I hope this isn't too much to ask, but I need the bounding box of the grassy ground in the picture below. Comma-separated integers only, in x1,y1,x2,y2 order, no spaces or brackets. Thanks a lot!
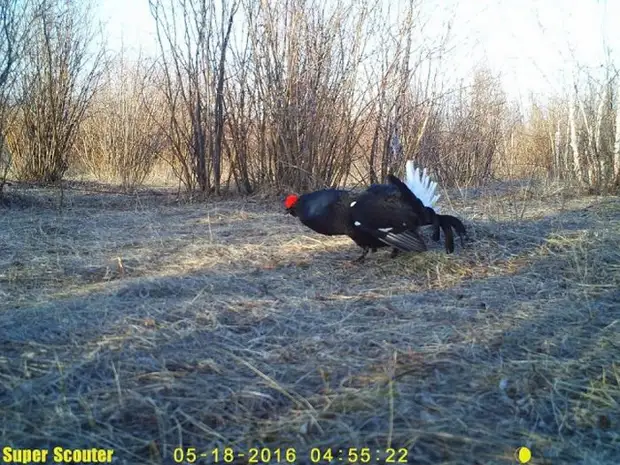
1,180,619,465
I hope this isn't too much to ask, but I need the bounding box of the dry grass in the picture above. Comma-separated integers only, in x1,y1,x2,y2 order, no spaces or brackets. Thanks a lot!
1,180,619,465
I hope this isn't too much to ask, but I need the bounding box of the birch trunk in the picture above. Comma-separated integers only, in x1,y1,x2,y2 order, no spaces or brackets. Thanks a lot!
614,81,620,181
553,120,561,178
569,88,583,184
594,85,607,185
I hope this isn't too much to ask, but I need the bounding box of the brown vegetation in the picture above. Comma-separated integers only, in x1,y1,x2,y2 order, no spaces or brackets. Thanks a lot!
1,0,618,195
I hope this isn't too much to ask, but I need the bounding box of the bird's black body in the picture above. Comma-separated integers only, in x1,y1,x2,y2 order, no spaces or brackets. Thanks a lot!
285,172,467,262
286,188,388,260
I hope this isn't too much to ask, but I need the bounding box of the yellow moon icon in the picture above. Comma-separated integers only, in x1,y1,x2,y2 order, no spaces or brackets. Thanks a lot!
517,447,532,463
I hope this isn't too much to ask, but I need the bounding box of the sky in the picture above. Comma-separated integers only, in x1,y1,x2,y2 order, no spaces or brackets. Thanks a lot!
96,0,158,57
95,0,619,103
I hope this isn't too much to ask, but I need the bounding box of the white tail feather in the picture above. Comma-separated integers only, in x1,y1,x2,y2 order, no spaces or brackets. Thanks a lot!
404,160,440,211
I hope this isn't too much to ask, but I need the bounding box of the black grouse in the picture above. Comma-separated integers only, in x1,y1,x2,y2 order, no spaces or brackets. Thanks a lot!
284,161,467,261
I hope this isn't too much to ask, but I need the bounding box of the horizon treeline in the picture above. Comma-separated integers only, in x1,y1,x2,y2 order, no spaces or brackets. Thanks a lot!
1,0,619,196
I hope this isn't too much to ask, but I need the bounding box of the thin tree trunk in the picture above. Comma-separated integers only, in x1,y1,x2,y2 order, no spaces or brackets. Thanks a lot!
569,87,583,184
212,6,236,195
593,85,606,186
614,81,620,182
193,99,207,191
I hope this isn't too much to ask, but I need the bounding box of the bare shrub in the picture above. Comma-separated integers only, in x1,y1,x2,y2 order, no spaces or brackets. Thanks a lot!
565,68,619,192
77,52,165,191
8,0,105,184
506,68,619,194
360,1,454,186
5,0,617,196
429,69,508,188
148,0,240,195
0,132,10,193
494,102,555,181
235,0,375,192
1,0,30,194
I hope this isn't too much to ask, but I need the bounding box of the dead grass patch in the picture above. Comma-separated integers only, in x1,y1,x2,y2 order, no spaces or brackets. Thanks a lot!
1,181,619,464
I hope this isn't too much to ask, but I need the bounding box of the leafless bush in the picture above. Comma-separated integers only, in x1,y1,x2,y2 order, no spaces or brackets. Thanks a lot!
1,0,30,193
501,66,619,194
0,132,10,193
359,1,455,186
234,0,378,192
141,0,522,194
564,67,619,192
5,0,617,196
8,0,105,184
77,53,165,191
492,102,555,181
147,0,239,195
0,0,25,93
428,69,507,188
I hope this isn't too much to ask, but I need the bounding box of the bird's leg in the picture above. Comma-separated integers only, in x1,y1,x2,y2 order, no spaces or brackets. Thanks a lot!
442,223,455,253
390,248,400,259
353,247,370,263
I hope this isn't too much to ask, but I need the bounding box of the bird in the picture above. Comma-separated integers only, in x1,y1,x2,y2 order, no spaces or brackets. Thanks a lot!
284,161,467,261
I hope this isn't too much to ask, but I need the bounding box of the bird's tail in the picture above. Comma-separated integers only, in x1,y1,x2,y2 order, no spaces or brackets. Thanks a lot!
432,214,467,253
440,214,467,238
389,163,468,253
405,160,440,211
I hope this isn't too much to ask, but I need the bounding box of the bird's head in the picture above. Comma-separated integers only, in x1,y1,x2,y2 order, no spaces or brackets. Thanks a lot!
284,194,299,216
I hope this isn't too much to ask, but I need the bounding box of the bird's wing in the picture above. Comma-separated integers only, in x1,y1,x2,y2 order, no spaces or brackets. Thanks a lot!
350,191,427,253
353,221,427,252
